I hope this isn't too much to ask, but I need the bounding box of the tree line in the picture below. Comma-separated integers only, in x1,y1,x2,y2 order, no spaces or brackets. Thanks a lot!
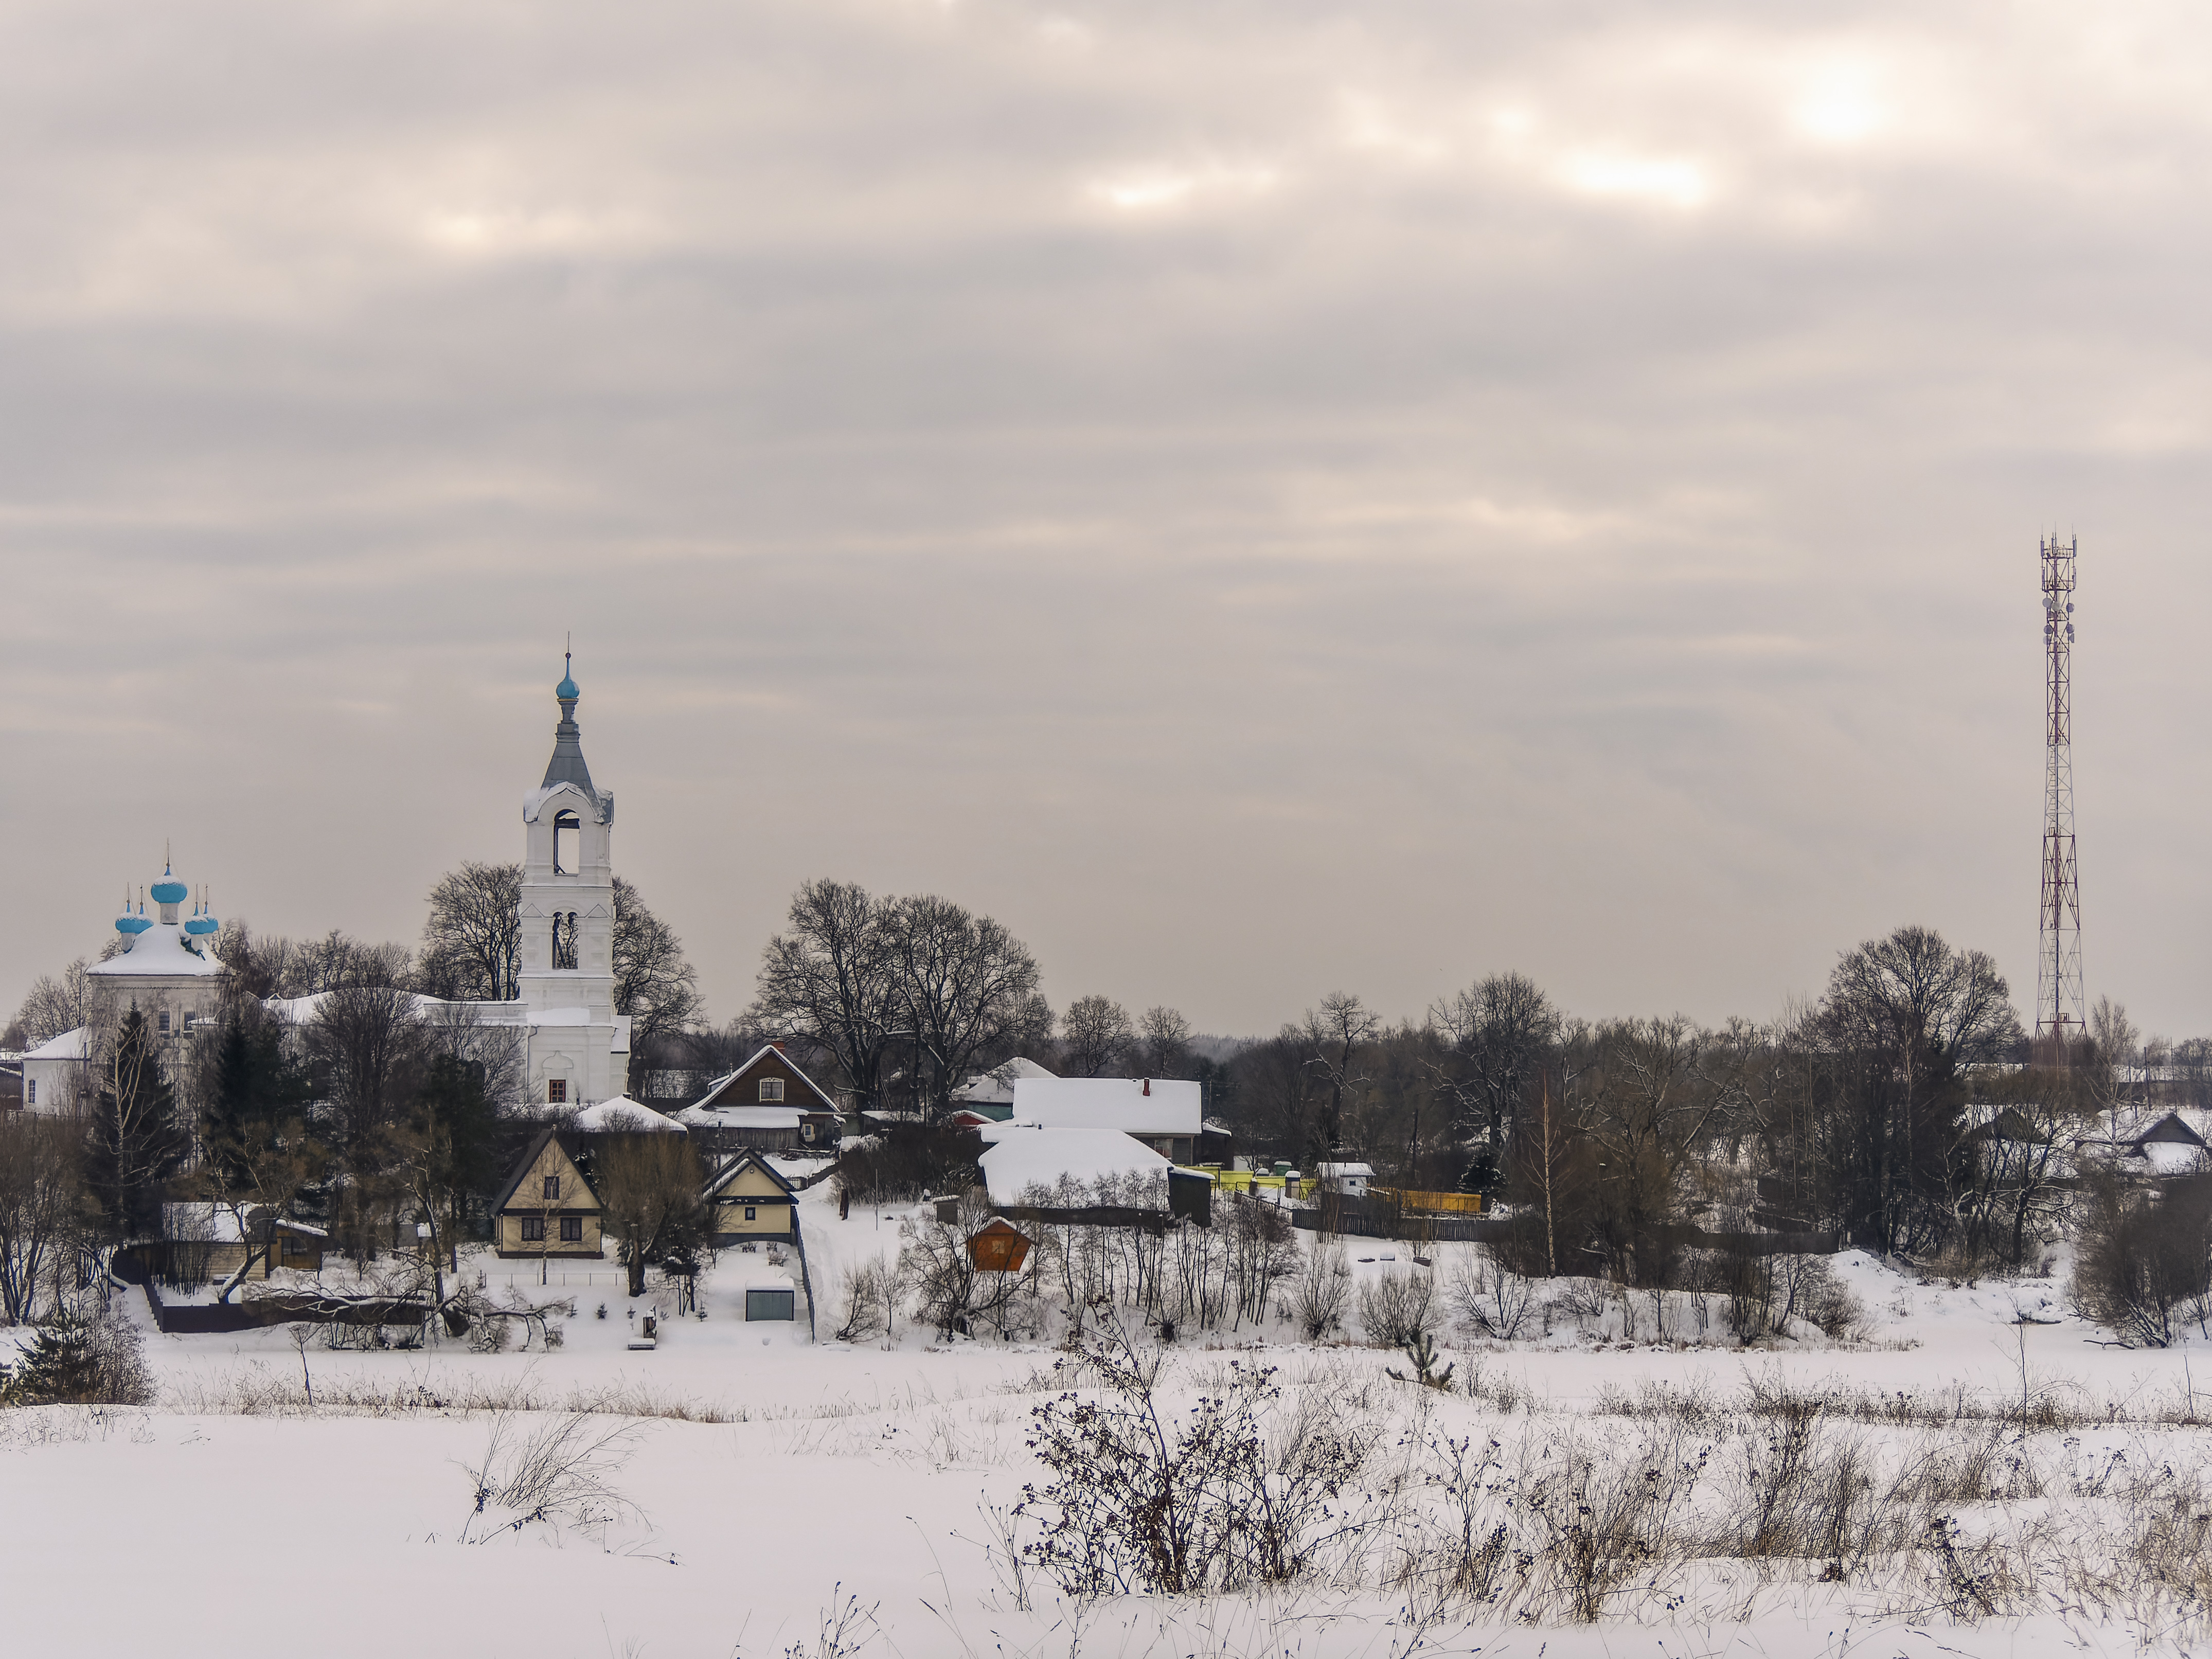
2,855,2193,1327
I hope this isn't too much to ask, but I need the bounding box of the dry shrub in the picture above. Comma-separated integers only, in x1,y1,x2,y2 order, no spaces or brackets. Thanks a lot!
1013,1312,1378,1595
833,1258,890,1343
1290,1245,1351,1341
2071,1172,2212,1347
1357,1269,1437,1348
456,1410,643,1543
1449,1247,1537,1341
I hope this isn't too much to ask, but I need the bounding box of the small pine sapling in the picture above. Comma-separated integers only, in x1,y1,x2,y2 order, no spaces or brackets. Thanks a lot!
1387,1330,1456,1392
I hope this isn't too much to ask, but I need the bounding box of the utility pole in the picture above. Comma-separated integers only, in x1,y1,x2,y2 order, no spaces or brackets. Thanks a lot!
2037,534,2083,1061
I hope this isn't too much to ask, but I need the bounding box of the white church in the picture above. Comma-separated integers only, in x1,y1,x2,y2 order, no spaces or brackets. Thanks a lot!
24,664,632,1113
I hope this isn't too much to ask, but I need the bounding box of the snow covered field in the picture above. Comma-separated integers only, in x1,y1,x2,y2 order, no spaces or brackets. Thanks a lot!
10,1180,2212,1658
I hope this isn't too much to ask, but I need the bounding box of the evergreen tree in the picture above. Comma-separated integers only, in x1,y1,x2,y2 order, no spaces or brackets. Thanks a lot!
85,1006,187,1239
200,1012,313,1190
2,1309,151,1405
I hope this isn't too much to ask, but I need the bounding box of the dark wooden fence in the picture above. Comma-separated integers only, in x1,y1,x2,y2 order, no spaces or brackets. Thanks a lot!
135,1280,431,1335
114,1253,429,1334
1292,1203,1846,1256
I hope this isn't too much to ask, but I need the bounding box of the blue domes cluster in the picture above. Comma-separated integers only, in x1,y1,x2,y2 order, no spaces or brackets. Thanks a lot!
113,859,219,951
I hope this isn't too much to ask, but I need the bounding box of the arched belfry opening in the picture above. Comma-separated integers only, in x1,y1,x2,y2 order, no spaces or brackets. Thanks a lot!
553,810,580,876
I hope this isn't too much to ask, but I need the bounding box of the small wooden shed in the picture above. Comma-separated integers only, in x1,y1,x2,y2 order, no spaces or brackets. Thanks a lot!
966,1217,1032,1273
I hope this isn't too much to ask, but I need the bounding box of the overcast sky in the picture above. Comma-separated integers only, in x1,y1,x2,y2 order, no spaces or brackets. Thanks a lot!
3,1,2207,1042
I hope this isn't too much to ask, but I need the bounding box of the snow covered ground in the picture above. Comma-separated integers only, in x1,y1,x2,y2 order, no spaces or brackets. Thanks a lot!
9,1180,2212,1657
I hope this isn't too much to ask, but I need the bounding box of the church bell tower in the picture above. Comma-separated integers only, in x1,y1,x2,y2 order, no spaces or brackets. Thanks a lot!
518,655,620,1103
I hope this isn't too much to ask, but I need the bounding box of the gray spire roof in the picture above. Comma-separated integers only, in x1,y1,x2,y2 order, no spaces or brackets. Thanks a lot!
542,663,599,804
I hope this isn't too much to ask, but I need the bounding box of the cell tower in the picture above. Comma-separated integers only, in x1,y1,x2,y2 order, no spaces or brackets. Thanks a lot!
2037,534,2082,1055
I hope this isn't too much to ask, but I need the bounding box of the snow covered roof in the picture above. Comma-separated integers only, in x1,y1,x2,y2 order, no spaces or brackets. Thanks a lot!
23,1027,88,1062
978,1126,1173,1205
952,1057,1058,1107
86,921,224,979
1006,1076,1202,1136
2134,1139,2209,1176
1317,1162,1373,1178
162,1202,246,1243
678,1103,805,1132
571,1097,686,1134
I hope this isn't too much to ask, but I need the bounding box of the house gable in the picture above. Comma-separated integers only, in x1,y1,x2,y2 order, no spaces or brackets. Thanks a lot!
493,1130,601,1217
2132,1112,2208,1151
695,1045,841,1114
703,1150,796,1204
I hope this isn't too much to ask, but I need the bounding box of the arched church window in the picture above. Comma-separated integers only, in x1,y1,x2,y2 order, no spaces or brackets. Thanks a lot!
554,810,580,876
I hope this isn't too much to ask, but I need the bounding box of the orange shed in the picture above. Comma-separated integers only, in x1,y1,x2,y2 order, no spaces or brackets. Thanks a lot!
966,1217,1032,1273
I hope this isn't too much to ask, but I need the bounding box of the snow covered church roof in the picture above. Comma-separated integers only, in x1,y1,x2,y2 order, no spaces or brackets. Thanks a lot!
86,919,225,978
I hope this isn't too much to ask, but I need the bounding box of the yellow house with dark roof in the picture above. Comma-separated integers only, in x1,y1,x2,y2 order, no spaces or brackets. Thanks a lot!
492,1130,606,1258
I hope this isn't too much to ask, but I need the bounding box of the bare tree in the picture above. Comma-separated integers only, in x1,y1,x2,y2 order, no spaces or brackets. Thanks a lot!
306,984,426,1165
0,1114,89,1324
610,876,701,1094
11,959,94,1049
752,880,901,1110
596,1130,708,1297
1809,924,2022,1254
1137,1006,1194,1078
219,924,411,1000
1573,1015,1719,1284
1429,972,1563,1183
418,861,525,1002
2089,995,2142,1117
1061,995,1133,1077
1300,992,1379,1157
883,895,1051,1119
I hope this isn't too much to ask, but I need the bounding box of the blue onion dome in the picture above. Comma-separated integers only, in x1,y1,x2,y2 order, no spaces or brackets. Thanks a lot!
185,910,218,937
151,877,188,906
117,908,152,936
556,670,580,701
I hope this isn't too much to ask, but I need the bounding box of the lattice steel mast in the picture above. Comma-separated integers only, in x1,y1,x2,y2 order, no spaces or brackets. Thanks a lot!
2038,534,2082,1053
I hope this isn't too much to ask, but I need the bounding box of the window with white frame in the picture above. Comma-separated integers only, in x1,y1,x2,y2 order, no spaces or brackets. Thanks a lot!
759,1078,784,1102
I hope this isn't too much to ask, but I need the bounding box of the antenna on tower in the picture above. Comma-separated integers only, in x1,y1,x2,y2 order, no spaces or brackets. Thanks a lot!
2038,533,2083,1062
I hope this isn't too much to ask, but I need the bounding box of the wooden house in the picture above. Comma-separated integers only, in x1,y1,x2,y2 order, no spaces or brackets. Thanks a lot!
491,1130,606,1259
158,1204,328,1282
2129,1112,2208,1154
703,1150,799,1244
679,1043,844,1154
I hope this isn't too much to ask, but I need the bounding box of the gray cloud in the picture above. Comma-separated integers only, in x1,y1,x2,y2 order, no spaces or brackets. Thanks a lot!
4,0,2208,1038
